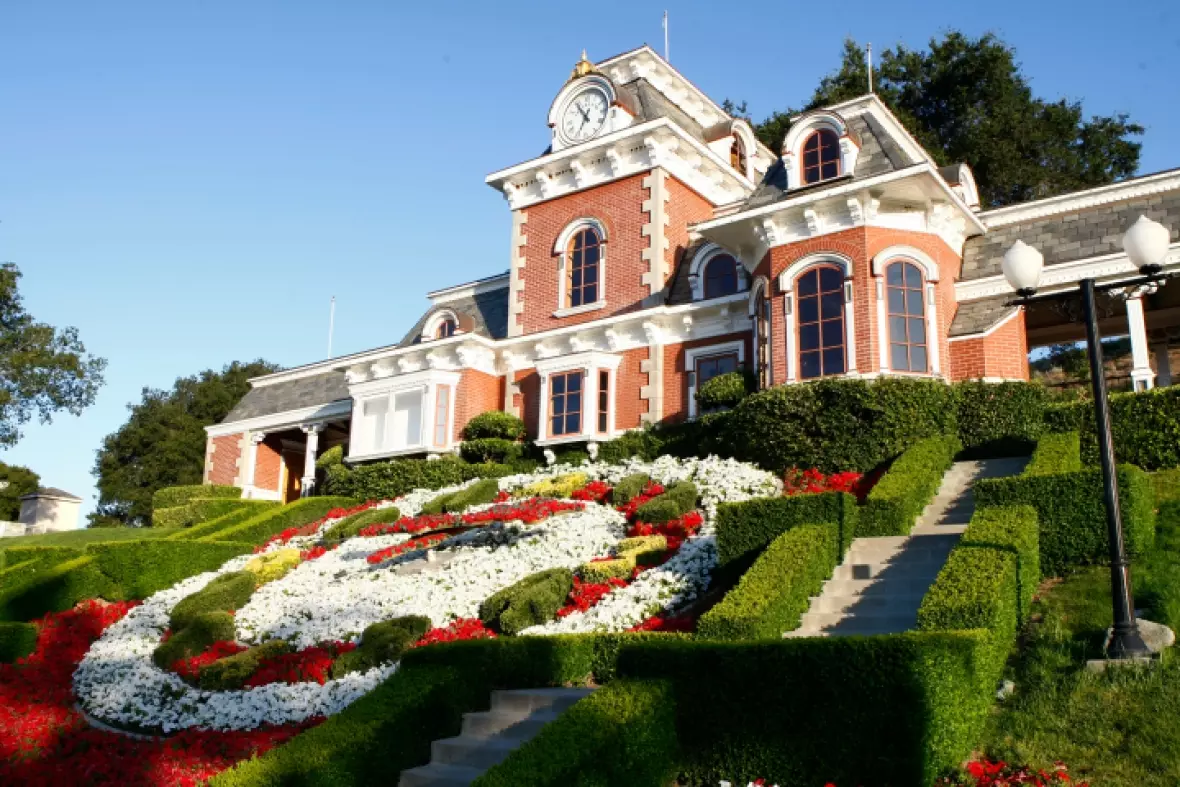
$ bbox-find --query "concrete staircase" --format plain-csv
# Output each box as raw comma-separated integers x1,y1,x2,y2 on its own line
399,688,594,786
785,457,1027,638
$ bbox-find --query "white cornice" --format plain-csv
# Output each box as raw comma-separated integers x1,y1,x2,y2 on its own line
980,168,1180,228
206,400,352,437
595,45,730,131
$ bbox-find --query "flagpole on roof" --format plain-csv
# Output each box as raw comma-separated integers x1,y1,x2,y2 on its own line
663,10,669,62
327,296,336,358
867,42,873,93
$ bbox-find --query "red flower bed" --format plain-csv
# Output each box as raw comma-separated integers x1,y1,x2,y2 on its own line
782,467,865,498
0,601,310,786
556,577,628,617
365,532,451,565
299,544,334,562
171,640,248,682
627,613,696,633
615,481,665,520
571,480,612,503
359,498,586,540
256,500,380,552
628,510,704,551
412,618,496,647
244,642,356,688
936,759,1089,786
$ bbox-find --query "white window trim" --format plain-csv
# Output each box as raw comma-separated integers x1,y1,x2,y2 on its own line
873,249,941,376
749,276,771,386
423,309,460,341
347,369,461,460
554,218,608,315
686,340,746,420
778,254,857,382
781,112,861,190
689,243,748,301
535,351,622,446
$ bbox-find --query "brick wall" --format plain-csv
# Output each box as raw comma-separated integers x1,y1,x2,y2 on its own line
206,433,243,486
616,347,648,430
452,370,504,443
253,437,283,493
662,176,715,291
948,311,1030,381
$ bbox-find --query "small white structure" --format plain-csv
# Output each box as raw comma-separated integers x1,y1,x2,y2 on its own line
18,487,82,534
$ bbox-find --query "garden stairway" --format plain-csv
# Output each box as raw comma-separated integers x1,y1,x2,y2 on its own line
399,687,595,786
784,457,1028,638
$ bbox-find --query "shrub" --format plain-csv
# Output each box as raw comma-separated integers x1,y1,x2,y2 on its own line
331,616,432,678
516,473,588,499
169,571,258,631
1024,432,1082,476
1045,386,1180,470
479,569,573,635
420,478,501,515
956,505,1040,625
616,535,667,566
633,497,682,525
580,558,634,583
322,507,401,542
322,454,513,501
199,640,293,690
164,501,278,541
699,523,839,640
87,540,254,599
715,492,858,567
152,484,241,511
196,497,357,545
612,474,651,506
243,549,302,584
974,465,1155,575
0,545,83,575
152,497,249,529
0,556,112,622
315,445,344,470
597,429,665,464
153,611,236,669
695,371,751,410
859,435,962,536
462,411,527,441
0,621,37,663
460,438,523,465
473,679,679,787
953,381,1047,456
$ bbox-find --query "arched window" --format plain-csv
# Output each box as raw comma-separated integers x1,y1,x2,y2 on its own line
566,227,601,308
796,265,846,379
801,129,841,184
730,138,747,175
703,254,739,299
886,261,928,372
435,318,457,339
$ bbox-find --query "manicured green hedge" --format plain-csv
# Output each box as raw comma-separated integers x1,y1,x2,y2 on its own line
199,640,292,690
322,506,401,542
698,523,840,640
1045,386,1180,470
153,611,236,668
1024,432,1082,476
0,621,37,662
323,454,513,502
462,411,527,441
612,473,651,506
473,679,679,787
331,616,431,678
164,501,278,541
615,632,994,786
695,371,752,410
974,465,1155,575
152,484,241,511
859,435,962,536
957,506,1040,624
420,478,500,515
196,497,356,545
953,381,1047,457
0,545,83,581
479,568,573,635
459,437,524,465
170,571,257,631
0,556,113,621
152,497,249,529
715,492,858,567
635,480,697,524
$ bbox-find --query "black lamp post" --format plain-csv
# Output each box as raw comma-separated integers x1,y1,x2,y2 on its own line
1002,215,1173,659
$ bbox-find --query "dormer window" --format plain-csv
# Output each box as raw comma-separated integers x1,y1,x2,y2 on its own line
802,129,841,184
423,310,460,342
436,318,457,339
704,254,740,299
689,244,747,301
730,138,747,175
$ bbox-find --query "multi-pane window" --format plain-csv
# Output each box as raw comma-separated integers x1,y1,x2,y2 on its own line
597,370,609,433
550,371,583,436
730,138,747,174
797,266,846,379
435,319,457,339
887,261,928,373
567,228,601,308
434,385,450,446
696,353,739,387
801,129,841,184
703,255,739,299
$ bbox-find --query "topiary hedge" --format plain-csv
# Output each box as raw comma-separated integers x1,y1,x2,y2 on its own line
479,569,573,635
974,464,1155,576
152,497,249,529
153,611,236,669
1023,432,1082,476
715,492,858,567
419,478,501,515
170,571,258,631
322,506,401,543
164,501,279,541
633,480,698,525
859,435,962,537
952,381,1047,457
331,616,433,679
698,522,840,640
459,437,523,465
0,621,37,663
195,497,357,545
461,411,527,441
941,504,1040,626
152,484,241,512
323,455,513,501
199,640,293,690
1045,386,1180,470
695,371,752,411
611,473,651,506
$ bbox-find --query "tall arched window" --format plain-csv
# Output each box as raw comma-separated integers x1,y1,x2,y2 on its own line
801,129,841,184
567,227,601,308
435,318,457,339
730,138,747,175
703,254,739,299
796,265,846,379
886,261,928,372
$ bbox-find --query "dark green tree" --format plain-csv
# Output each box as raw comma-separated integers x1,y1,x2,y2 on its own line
91,360,278,526
0,263,106,447
0,461,39,522
742,33,1142,208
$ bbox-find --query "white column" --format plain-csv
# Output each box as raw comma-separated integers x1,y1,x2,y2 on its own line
299,424,324,498
243,432,266,498
1126,295,1155,391
1154,341,1173,387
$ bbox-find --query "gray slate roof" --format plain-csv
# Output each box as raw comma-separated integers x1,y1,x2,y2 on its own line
222,372,350,423
617,78,707,143
20,487,82,502
399,285,510,347
948,296,1018,338
963,190,1180,282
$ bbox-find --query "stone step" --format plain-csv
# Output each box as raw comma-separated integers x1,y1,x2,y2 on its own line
787,615,916,638
460,709,559,739
832,561,946,581
799,610,917,631
809,591,928,614
431,735,521,770
845,545,955,564
821,576,941,597
399,762,483,787
490,688,594,715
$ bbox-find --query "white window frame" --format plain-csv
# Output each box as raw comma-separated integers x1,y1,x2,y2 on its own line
872,246,941,376
554,218,608,317
777,253,858,382
686,340,746,420
346,369,460,461
423,309,460,341
689,243,748,301
781,111,860,190
534,351,622,446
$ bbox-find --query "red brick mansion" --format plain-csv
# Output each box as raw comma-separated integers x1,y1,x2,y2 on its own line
204,46,1180,502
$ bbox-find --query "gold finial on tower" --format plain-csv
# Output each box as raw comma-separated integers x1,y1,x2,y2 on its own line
570,49,596,80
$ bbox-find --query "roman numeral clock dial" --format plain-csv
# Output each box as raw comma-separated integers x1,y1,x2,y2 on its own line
561,88,608,143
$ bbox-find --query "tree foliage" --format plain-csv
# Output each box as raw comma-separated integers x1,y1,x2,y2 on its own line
0,263,106,447
741,33,1142,208
91,360,278,526
0,461,39,522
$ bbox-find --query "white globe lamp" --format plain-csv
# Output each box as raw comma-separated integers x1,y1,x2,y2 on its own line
1002,239,1044,297
1123,215,1171,274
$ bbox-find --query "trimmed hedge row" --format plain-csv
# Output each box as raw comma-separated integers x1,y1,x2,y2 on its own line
956,506,1040,624
698,523,840,640
323,507,401,543
323,455,514,503
331,617,432,679
974,464,1155,575
152,497,251,529
153,611,237,669
479,569,573,635
170,571,256,631
1023,432,1082,476
859,435,962,537
420,479,500,516
0,621,37,663
195,497,357,545
952,381,1047,457
1045,386,1180,470
200,640,293,690
164,501,278,541
0,545,84,573
715,492,858,567
634,480,698,524
473,679,679,787
152,484,241,511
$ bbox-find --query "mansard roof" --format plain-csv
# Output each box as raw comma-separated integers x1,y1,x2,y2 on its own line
222,371,350,423
948,295,1019,338
616,78,707,143
398,285,510,347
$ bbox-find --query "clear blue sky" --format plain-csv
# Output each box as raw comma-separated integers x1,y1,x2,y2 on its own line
2,1,1178,522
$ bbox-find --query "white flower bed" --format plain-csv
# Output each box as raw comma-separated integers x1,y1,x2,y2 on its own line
75,455,777,732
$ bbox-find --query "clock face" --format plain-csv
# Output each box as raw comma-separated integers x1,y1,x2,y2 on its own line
561,89,608,142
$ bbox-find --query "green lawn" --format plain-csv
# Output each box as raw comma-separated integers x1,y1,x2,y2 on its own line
0,527,183,548
979,487,1180,786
